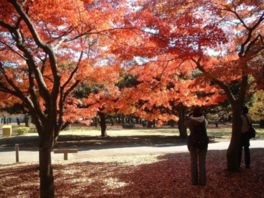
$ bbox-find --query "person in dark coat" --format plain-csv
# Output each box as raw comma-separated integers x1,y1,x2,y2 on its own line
239,106,252,168
185,107,209,186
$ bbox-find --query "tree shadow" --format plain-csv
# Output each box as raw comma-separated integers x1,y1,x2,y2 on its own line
108,148,264,198
1,148,264,197
0,135,188,151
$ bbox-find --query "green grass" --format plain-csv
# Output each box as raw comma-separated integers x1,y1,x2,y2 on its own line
256,128,264,135
60,127,178,136
1,123,263,140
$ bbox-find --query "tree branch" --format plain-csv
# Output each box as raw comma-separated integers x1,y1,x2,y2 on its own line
61,51,83,90
191,58,236,103
9,0,60,100
0,40,26,59
225,7,249,30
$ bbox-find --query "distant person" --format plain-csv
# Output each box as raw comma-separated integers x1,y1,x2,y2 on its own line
240,106,252,168
16,117,20,125
185,107,209,186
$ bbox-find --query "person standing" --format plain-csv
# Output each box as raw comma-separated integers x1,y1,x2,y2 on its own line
240,106,251,168
185,107,209,186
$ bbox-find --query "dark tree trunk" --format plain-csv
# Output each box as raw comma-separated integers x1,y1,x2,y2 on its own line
215,122,219,128
116,115,121,123
110,117,114,126
92,117,98,127
178,106,187,138
25,115,29,127
99,112,107,137
16,118,21,125
147,121,154,128
39,144,54,198
121,115,125,124
226,105,242,171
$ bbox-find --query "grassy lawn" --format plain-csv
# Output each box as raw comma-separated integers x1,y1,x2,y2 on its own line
25,124,264,139
0,124,264,149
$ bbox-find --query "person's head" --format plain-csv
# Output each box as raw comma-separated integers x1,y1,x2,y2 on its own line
192,107,203,117
242,106,249,114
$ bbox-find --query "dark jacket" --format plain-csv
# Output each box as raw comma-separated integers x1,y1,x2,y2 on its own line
185,116,209,150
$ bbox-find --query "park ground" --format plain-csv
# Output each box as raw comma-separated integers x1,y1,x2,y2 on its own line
0,124,264,197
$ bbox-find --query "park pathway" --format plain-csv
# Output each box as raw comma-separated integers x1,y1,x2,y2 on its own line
0,140,264,165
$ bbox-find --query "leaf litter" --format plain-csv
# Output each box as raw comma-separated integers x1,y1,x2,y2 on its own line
0,149,264,198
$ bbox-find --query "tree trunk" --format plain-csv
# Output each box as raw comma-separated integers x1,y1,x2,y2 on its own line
226,105,242,171
178,119,187,138
16,117,21,125
39,145,54,198
147,121,154,128
99,112,107,137
121,115,125,124
24,115,29,127
178,106,187,138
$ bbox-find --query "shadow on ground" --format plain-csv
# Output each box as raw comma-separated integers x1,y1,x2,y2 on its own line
0,148,264,197
0,135,190,151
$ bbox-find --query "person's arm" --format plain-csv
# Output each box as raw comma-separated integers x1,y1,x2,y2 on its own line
247,115,252,123
184,118,191,128
205,118,208,127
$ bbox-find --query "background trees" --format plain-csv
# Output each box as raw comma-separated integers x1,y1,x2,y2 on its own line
249,90,264,127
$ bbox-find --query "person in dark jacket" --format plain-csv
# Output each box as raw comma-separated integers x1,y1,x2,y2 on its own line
239,106,252,168
185,107,209,186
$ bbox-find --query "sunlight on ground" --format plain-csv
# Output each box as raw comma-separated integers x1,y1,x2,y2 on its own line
86,154,163,165
103,177,128,189
60,128,178,137
71,177,93,184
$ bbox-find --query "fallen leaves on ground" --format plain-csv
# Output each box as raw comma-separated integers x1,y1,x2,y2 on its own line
0,149,264,198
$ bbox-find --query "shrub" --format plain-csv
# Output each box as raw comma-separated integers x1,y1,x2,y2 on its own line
122,123,135,129
16,127,31,135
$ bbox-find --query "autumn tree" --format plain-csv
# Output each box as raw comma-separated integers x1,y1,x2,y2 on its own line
0,0,127,197
109,0,226,138
111,54,224,138
249,90,264,127
123,0,263,171
188,0,264,171
81,64,122,137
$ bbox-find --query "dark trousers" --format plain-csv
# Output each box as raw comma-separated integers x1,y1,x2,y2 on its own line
240,133,250,168
189,147,207,185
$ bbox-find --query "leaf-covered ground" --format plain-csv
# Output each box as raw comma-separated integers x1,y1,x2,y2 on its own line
0,149,264,198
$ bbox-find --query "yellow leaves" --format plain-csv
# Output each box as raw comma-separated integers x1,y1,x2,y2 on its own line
249,90,264,121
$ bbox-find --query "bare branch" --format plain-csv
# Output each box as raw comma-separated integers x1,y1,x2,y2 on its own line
225,7,249,30
0,40,26,59
57,51,83,130
57,80,80,132
0,20,15,32
0,17,51,101
62,51,83,90
40,54,48,73
245,34,261,53
0,62,30,103
9,0,60,96
251,12,264,31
